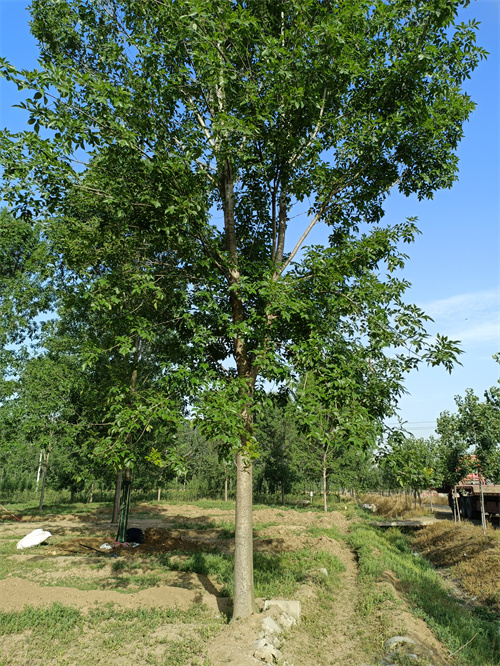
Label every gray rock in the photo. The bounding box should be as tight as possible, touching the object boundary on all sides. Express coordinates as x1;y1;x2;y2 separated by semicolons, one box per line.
254;647;274;663
261;616;283;635
384;636;417;650
263;599;301;622
306;567;328;578
267;634;282;649
254;644;282;663
279;613;296;629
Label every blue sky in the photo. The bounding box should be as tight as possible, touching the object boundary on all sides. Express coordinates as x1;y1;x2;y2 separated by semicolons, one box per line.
1;1;499;438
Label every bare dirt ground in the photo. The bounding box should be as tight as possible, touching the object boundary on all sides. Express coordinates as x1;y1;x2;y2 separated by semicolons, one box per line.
0;503;457;665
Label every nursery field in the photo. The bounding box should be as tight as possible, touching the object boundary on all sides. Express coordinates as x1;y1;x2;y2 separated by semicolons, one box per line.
0;498;499;666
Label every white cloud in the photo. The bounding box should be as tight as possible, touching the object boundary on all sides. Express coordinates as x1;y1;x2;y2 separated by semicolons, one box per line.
452;321;500;345
422;289;499;321
420;289;500;346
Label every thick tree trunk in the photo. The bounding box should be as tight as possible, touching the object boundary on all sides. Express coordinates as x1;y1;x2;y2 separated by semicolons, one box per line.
38;450;49;511
111;470;123;524
233;451;254;619
219;156;258;618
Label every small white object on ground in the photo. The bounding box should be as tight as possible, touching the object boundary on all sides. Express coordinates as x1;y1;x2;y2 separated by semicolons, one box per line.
17;529;52;550
100;543;113;550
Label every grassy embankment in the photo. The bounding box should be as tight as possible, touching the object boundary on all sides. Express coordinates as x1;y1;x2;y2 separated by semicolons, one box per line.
355;494;500;665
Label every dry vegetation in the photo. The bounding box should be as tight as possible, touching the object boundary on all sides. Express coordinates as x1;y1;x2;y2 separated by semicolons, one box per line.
362;493;434;519
414;521;500;608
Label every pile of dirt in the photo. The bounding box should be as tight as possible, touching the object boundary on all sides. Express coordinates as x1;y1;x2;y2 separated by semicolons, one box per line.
0;575;226;614
53;528;221;558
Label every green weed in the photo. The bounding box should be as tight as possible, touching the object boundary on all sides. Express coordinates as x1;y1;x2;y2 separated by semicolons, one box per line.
0;602;82;637
305;525;342;541
0;602;224;665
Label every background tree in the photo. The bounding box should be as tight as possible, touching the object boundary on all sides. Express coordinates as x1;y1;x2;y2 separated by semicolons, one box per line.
380;435;438;504
436;370;500;486
296;371;380;511
8;353;82;509
253;396;301;505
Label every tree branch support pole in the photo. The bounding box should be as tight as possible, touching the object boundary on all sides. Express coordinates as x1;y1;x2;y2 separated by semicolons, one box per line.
116;466;132;542
36;449;43;488
323;464;328;512
115;337;140;539
479;476;487;535
453;486;461;524
111;469;123;524
38;449;50;511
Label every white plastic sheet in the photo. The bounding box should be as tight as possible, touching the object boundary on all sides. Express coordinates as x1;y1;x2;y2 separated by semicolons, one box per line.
16;528;52;550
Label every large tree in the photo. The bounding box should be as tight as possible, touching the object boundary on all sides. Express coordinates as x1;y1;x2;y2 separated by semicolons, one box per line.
0;0;483;617
436;372;500;485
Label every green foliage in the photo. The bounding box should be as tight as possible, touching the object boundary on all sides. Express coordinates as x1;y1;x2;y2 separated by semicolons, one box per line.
253;396;302;496
0;209;54;348
380;435;438;493
436;365;500;484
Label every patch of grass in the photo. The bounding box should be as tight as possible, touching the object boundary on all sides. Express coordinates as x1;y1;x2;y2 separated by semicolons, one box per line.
305;525;342;541
253;521;278;531
1;501;110;518
158;497;236;511
0;551;60;580
0;537;20;555
165;518;234;532
349;523;500;666
162;546;345;601
0;602;224;665
253;549;345;599
168;550;233;596
0;602;82;637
